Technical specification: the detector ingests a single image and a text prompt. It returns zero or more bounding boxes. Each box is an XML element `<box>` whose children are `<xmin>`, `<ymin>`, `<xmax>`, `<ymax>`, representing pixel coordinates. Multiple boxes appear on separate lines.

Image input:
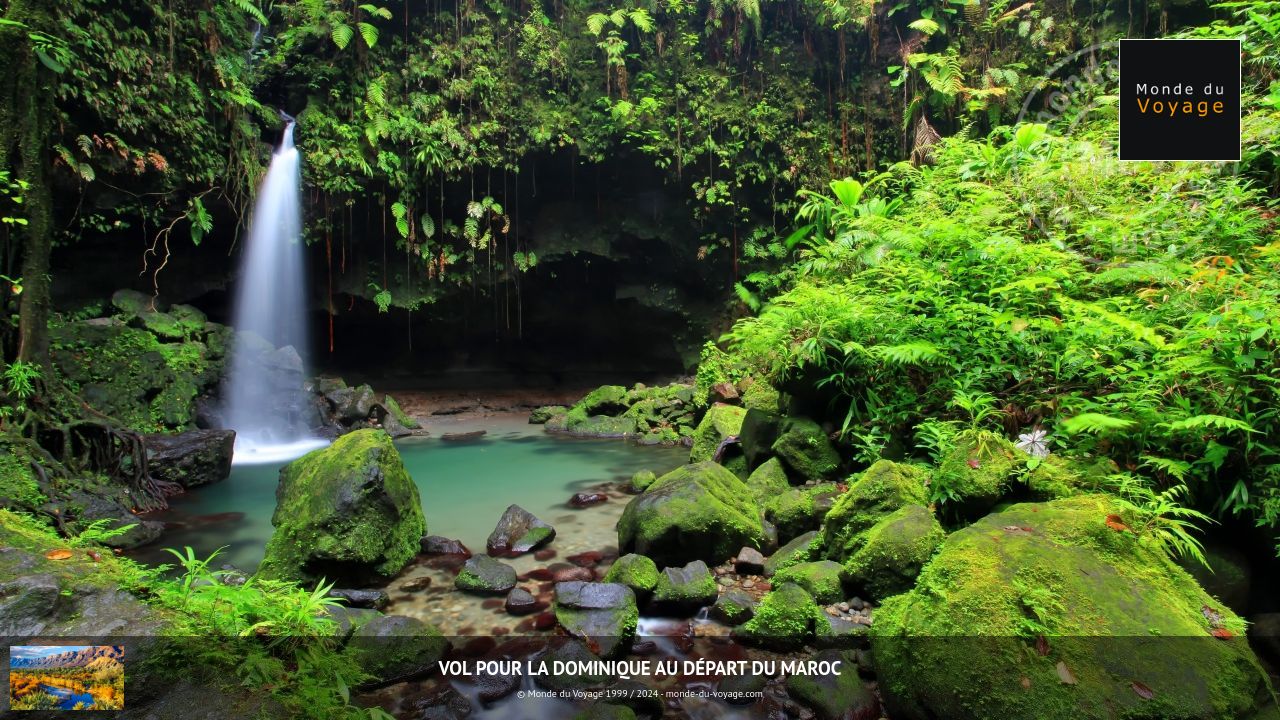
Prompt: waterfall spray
<box><xmin>221</xmin><ymin>122</ymin><xmax>327</xmax><ymax>463</ymax></box>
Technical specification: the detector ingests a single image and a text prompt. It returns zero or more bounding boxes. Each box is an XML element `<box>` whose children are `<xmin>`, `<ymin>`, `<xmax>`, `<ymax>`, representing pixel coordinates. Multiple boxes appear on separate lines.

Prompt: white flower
<box><xmin>1015</xmin><ymin>428</ymin><xmax>1050</xmax><ymax>458</ymax></box>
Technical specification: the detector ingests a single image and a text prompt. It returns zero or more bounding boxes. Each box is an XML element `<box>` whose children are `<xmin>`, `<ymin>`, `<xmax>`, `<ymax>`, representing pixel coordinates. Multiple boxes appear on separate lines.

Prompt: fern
<box><xmin>330</xmin><ymin>24</ymin><xmax>354</xmax><ymax>50</ymax></box>
<box><xmin>1059</xmin><ymin>413</ymin><xmax>1136</xmax><ymax>435</ymax></box>
<box><xmin>227</xmin><ymin>0</ymin><xmax>268</xmax><ymax>25</ymax></box>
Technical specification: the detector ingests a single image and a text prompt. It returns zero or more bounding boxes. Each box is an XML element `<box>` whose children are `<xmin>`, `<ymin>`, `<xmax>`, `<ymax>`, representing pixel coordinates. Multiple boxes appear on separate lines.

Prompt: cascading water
<box><xmin>221</xmin><ymin>121</ymin><xmax>328</xmax><ymax>464</ymax></box>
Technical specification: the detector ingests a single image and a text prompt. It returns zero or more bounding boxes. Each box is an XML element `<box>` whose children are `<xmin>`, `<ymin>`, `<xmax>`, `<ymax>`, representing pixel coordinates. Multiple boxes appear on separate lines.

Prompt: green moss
<box><xmin>772</xmin><ymin>560</ymin><xmax>848</xmax><ymax>604</ymax></box>
<box><xmin>843</xmin><ymin>504</ymin><xmax>944</xmax><ymax>599</ymax></box>
<box><xmin>765</xmin><ymin>483</ymin><xmax>840</xmax><ymax>540</ymax></box>
<box><xmin>602</xmin><ymin>553</ymin><xmax>660</xmax><ymax>594</ymax></box>
<box><xmin>528</xmin><ymin>405</ymin><xmax>568</xmax><ymax>424</ymax></box>
<box><xmin>746</xmin><ymin>457</ymin><xmax>791</xmax><ymax>501</ymax></box>
<box><xmin>738</xmin><ymin>582</ymin><xmax>820</xmax><ymax>649</ymax></box>
<box><xmin>821</xmin><ymin>460</ymin><xmax>929</xmax><ymax>563</ymax></box>
<box><xmin>617</xmin><ymin>461</ymin><xmax>765</xmax><ymax>566</ymax></box>
<box><xmin>765</xmin><ymin>530</ymin><xmax>821</xmax><ymax>576</ymax></box>
<box><xmin>771</xmin><ymin>417</ymin><xmax>840</xmax><ymax>482</ymax></box>
<box><xmin>630</xmin><ymin>470</ymin><xmax>657</xmax><ymax>492</ymax></box>
<box><xmin>870</xmin><ymin>495</ymin><xmax>1276</xmax><ymax>720</ymax></box>
<box><xmin>933</xmin><ymin>430</ymin><xmax>1022</xmax><ymax>512</ymax></box>
<box><xmin>689</xmin><ymin>404</ymin><xmax>747</xmax><ymax>463</ymax></box>
<box><xmin>258</xmin><ymin>430</ymin><xmax>426</xmax><ymax>583</ymax></box>
<box><xmin>382</xmin><ymin>394</ymin><xmax>420</xmax><ymax>429</ymax></box>
<box><xmin>739</xmin><ymin>376</ymin><xmax>781</xmax><ymax>412</ymax></box>
<box><xmin>0</xmin><ymin>442</ymin><xmax>46</xmax><ymax>511</ymax></box>
<box><xmin>652</xmin><ymin>560</ymin><xmax>718</xmax><ymax>606</ymax></box>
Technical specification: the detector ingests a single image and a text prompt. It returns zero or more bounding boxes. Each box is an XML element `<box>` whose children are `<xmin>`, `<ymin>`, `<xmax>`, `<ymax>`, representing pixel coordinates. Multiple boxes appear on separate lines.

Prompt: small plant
<box><xmin>68</xmin><ymin>519</ymin><xmax>138</xmax><ymax>548</ymax></box>
<box><xmin>161</xmin><ymin>545</ymin><xmax>227</xmax><ymax>599</ymax></box>
<box><xmin>1105</xmin><ymin>474</ymin><xmax>1214</xmax><ymax>568</ymax></box>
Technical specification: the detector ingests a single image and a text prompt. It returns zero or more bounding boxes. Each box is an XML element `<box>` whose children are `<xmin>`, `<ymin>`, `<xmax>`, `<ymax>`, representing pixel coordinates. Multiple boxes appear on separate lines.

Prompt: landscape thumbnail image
<box><xmin>8</xmin><ymin>646</ymin><xmax>124</xmax><ymax>711</ymax></box>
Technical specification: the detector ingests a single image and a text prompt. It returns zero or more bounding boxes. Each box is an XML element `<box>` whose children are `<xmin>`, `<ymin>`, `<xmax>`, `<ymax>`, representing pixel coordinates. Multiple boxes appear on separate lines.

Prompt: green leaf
<box><xmin>1058</xmin><ymin>413</ymin><xmax>1136</xmax><ymax>435</ymax></box>
<box><xmin>357</xmin><ymin>22</ymin><xmax>379</xmax><ymax>48</ymax></box>
<box><xmin>1160</xmin><ymin>415</ymin><xmax>1256</xmax><ymax>434</ymax></box>
<box><xmin>35</xmin><ymin>49</ymin><xmax>65</xmax><ymax>74</ymax></box>
<box><xmin>331</xmin><ymin>24</ymin><xmax>354</xmax><ymax>50</ymax></box>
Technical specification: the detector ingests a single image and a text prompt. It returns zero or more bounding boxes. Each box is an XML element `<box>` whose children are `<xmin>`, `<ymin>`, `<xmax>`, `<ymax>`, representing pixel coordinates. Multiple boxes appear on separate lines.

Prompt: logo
<box><xmin>1119</xmin><ymin>39</ymin><xmax>1241</xmax><ymax>161</ymax></box>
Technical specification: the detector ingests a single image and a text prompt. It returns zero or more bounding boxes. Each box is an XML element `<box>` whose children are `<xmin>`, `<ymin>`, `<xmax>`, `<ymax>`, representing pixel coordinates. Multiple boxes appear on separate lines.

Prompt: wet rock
<box><xmin>487</xmin><ymin>504</ymin><xmax>556</xmax><ymax>556</ymax></box>
<box><xmin>617</xmin><ymin>461</ymin><xmax>765</xmax><ymax>567</ymax></box>
<box><xmin>321</xmin><ymin>605</ymin><xmax>381</xmax><ymax>640</ymax></box>
<box><xmin>532</xmin><ymin>611</ymin><xmax>557</xmax><ymax>630</ymax></box>
<box><xmin>651</xmin><ymin>560</ymin><xmax>718</xmax><ymax>614</ymax></box>
<box><xmin>382</xmin><ymin>394</ymin><xmax>421</xmax><ymax>430</ymax></box>
<box><xmin>344</xmin><ymin>614</ymin><xmax>448</xmax><ymax>687</ymax></box>
<box><xmin>475</xmin><ymin>668</ymin><xmax>520</xmax><ymax>704</ymax></box>
<box><xmin>718</xmin><ymin>671</ymin><xmax>767</xmax><ymax>705</ymax></box>
<box><xmin>569</xmin><ymin>492</ymin><xmax>609</xmax><ymax>507</ymax></box>
<box><xmin>735</xmin><ymin>547</ymin><xmax>766</xmax><ymax>575</ymax></box>
<box><xmin>63</xmin><ymin>489</ymin><xmax>164</xmax><ymax>549</ymax></box>
<box><xmin>529</xmin><ymin>405</ymin><xmax>568</xmax><ymax>424</ymax></box>
<box><xmin>770</xmin><ymin>417</ymin><xmax>840</xmax><ymax>483</ymax></box>
<box><xmin>143</xmin><ymin>429</ymin><xmax>235</xmax><ymax>489</ymax></box>
<box><xmin>554</xmin><ymin>581</ymin><xmax>639</xmax><ymax>658</ymax></box>
<box><xmin>711</xmin><ymin>589</ymin><xmax>758</xmax><ymax>625</ymax></box>
<box><xmin>505</xmin><ymin>587</ymin><xmax>540</xmax><ymax>615</ymax></box>
<box><xmin>258</xmin><ymin>430</ymin><xmax>425</xmax><ymax>585</ymax></box>
<box><xmin>420</xmin><ymin>535</ymin><xmax>471</xmax><ymax>557</ymax></box>
<box><xmin>784</xmin><ymin>650</ymin><xmax>877</xmax><ymax>720</ymax></box>
<box><xmin>0</xmin><ymin>573</ymin><xmax>61</xmax><ymax>635</ymax></box>
<box><xmin>772</xmin><ymin>561</ymin><xmax>849</xmax><ymax>605</ymax></box>
<box><xmin>327</xmin><ymin>384</ymin><xmax>379</xmax><ymax>422</ymax></box>
<box><xmin>380</xmin><ymin>412</ymin><xmax>414</xmax><ymax>439</ymax></box>
<box><xmin>814</xmin><ymin>613</ymin><xmax>869</xmax><ymax>649</ymax></box>
<box><xmin>551</xmin><ymin>565</ymin><xmax>595</xmax><ymax>583</ymax></box>
<box><xmin>327</xmin><ymin>588</ymin><xmax>390</xmax><ymax>610</ymax></box>
<box><xmin>765</xmin><ymin>531</ymin><xmax>820</xmax><ymax>577</ymax></box>
<box><xmin>629</xmin><ymin>470</ymin><xmax>657</xmax><ymax>492</ymax></box>
<box><xmin>602</xmin><ymin>554</ymin><xmax>659</xmax><ymax>597</ymax></box>
<box><xmin>441</xmin><ymin>430</ymin><xmax>487</xmax><ymax>442</ymax></box>
<box><xmin>410</xmin><ymin>684</ymin><xmax>473</xmax><ymax>720</ymax></box>
<box><xmin>567</xmin><ymin>551</ymin><xmax>605</xmax><ymax>567</ymax></box>
<box><xmin>455</xmin><ymin>555</ymin><xmax>517</xmax><ymax>595</ymax></box>
<box><xmin>689</xmin><ymin>404</ymin><xmax>747</xmax><ymax>464</ymax></box>
<box><xmin>400</xmin><ymin>576</ymin><xmax>432</xmax><ymax>592</ymax></box>
<box><xmin>534</xmin><ymin>548</ymin><xmax>557</xmax><ymax>561</ymax></box>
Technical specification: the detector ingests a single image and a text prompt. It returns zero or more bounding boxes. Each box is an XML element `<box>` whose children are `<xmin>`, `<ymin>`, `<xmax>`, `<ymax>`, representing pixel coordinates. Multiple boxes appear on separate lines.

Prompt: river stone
<box><xmin>258</xmin><ymin>429</ymin><xmax>426</xmax><ymax>584</ymax></box>
<box><xmin>871</xmin><ymin>494</ymin><xmax>1277</xmax><ymax>720</ymax></box>
<box><xmin>111</xmin><ymin>288</ymin><xmax>154</xmax><ymax>315</ymax></box>
<box><xmin>381</xmin><ymin>394</ymin><xmax>420</xmax><ymax>429</ymax></box>
<box><xmin>814</xmin><ymin>612</ymin><xmax>869</xmax><ymax>649</ymax></box>
<box><xmin>487</xmin><ymin>504</ymin><xmax>556</xmax><ymax>556</ymax></box>
<box><xmin>529</xmin><ymin>405</ymin><xmax>568</xmax><ymax>424</ymax></box>
<box><xmin>736</xmin><ymin>582</ymin><xmax>820</xmax><ymax>650</ymax></box>
<box><xmin>735</xmin><ymin>546</ymin><xmax>766</xmax><ymax>575</ymax></box>
<box><xmin>771</xmin><ymin>417</ymin><xmax>840</xmax><ymax>483</ymax></box>
<box><xmin>764</xmin><ymin>530</ymin><xmax>819</xmax><ymax>577</ymax></box>
<box><xmin>455</xmin><ymin>555</ymin><xmax>517</xmax><ymax>594</ymax></box>
<box><xmin>651</xmin><ymin>560</ymin><xmax>718</xmax><ymax>614</ymax></box>
<box><xmin>822</xmin><ymin>460</ymin><xmax>929</xmax><ymax>564</ymax></box>
<box><xmin>785</xmin><ymin>650</ymin><xmax>878</xmax><ymax>720</ymax></box>
<box><xmin>842</xmin><ymin>504</ymin><xmax>945</xmax><ymax>600</ymax></box>
<box><xmin>772</xmin><ymin>560</ymin><xmax>849</xmax><ymax>605</ymax></box>
<box><xmin>344</xmin><ymin>614</ymin><xmax>447</xmax><ymax>686</ymax></box>
<box><xmin>143</xmin><ymin>429</ymin><xmax>235</xmax><ymax>489</ymax></box>
<box><xmin>328</xmin><ymin>384</ymin><xmax>378</xmax><ymax>422</ymax></box>
<box><xmin>601</xmin><ymin>553</ymin><xmax>660</xmax><ymax>597</ymax></box>
<box><xmin>689</xmin><ymin>404</ymin><xmax>747</xmax><ymax>463</ymax></box>
<box><xmin>420</xmin><ymin>535</ymin><xmax>471</xmax><ymax>557</ymax></box>
<box><xmin>712</xmin><ymin>589</ymin><xmax>758</xmax><ymax>625</ymax></box>
<box><xmin>553</xmin><ymin>581</ymin><xmax>638</xmax><ymax>658</ymax></box>
<box><xmin>505</xmin><ymin>587</ymin><xmax>539</xmax><ymax>615</ymax></box>
<box><xmin>617</xmin><ymin>461</ymin><xmax>765</xmax><ymax>567</ymax></box>
<box><xmin>64</xmin><ymin>489</ymin><xmax>164</xmax><ymax>549</ymax></box>
<box><xmin>534</xmin><ymin>640</ymin><xmax>613</xmax><ymax>692</ymax></box>
<box><xmin>326</xmin><ymin>588</ymin><xmax>389</xmax><ymax>610</ymax></box>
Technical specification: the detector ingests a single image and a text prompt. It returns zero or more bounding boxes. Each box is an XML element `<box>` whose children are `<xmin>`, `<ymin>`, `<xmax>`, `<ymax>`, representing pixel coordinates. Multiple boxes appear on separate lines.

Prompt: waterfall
<box><xmin>221</xmin><ymin>122</ymin><xmax>327</xmax><ymax>464</ymax></box>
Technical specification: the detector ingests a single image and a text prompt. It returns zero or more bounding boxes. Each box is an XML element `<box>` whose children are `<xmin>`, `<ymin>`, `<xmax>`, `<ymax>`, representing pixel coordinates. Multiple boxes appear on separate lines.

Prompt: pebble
<box><xmin>742</xmin><ymin>579</ymin><xmax>755</xmax><ymax>589</ymax></box>
<box><xmin>837</xmin><ymin>602</ymin><xmax>850</xmax><ymax>612</ymax></box>
<box><xmin>850</xmin><ymin>597</ymin><xmax>865</xmax><ymax>611</ymax></box>
<box><xmin>401</xmin><ymin>577</ymin><xmax>433</xmax><ymax>592</ymax></box>
<box><xmin>534</xmin><ymin>548</ymin><xmax>557</xmax><ymax>561</ymax></box>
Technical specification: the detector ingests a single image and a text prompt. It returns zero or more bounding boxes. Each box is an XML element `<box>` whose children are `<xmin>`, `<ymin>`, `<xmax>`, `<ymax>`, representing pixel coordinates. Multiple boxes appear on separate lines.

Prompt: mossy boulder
<box><xmin>564</xmin><ymin>415</ymin><xmax>638</xmax><ymax>438</ymax></box>
<box><xmin>111</xmin><ymin>288</ymin><xmax>154</xmax><ymax>315</ymax></box>
<box><xmin>843</xmin><ymin>504</ymin><xmax>944</xmax><ymax>599</ymax></box>
<box><xmin>785</xmin><ymin>649</ymin><xmax>879</xmax><ymax>720</ymax></box>
<box><xmin>1023</xmin><ymin>454</ymin><xmax>1118</xmax><ymax>501</ymax></box>
<box><xmin>602</xmin><ymin>554</ymin><xmax>659</xmax><ymax>597</ymax></box>
<box><xmin>651</xmin><ymin>560</ymin><xmax>718</xmax><ymax>614</ymax></box>
<box><xmin>745</xmin><ymin>457</ymin><xmax>791</xmax><ymax>502</ymax></box>
<box><xmin>258</xmin><ymin>430</ymin><xmax>426</xmax><ymax>584</ymax></box>
<box><xmin>575</xmin><ymin>385</ymin><xmax>629</xmax><ymax>416</ymax></box>
<box><xmin>344</xmin><ymin>614</ymin><xmax>447</xmax><ymax>686</ymax></box>
<box><xmin>554</xmin><ymin>581</ymin><xmax>638</xmax><ymax>658</ymax></box>
<box><xmin>771</xmin><ymin>417</ymin><xmax>840</xmax><ymax>482</ymax></box>
<box><xmin>871</xmin><ymin>495</ymin><xmax>1278</xmax><ymax>720</ymax></box>
<box><xmin>689</xmin><ymin>404</ymin><xmax>747</xmax><ymax>463</ymax></box>
<box><xmin>529</xmin><ymin>405</ymin><xmax>568</xmax><ymax>424</ymax></box>
<box><xmin>821</xmin><ymin>460</ymin><xmax>928</xmax><ymax>564</ymax></box>
<box><xmin>765</xmin><ymin>483</ymin><xmax>841</xmax><ymax>542</ymax></box>
<box><xmin>740</xmin><ymin>409</ymin><xmax>783</xmax><ymax>470</ymax></box>
<box><xmin>739</xmin><ymin>377</ymin><xmax>781</xmax><ymax>413</ymax></box>
<box><xmin>772</xmin><ymin>560</ymin><xmax>849</xmax><ymax>605</ymax></box>
<box><xmin>617</xmin><ymin>461</ymin><xmax>765</xmax><ymax>567</ymax></box>
<box><xmin>629</xmin><ymin>470</ymin><xmax>657</xmax><ymax>492</ymax></box>
<box><xmin>934</xmin><ymin>430</ymin><xmax>1022</xmax><ymax>513</ymax></box>
<box><xmin>455</xmin><ymin>554</ymin><xmax>517</xmax><ymax>594</ymax></box>
<box><xmin>712</xmin><ymin>589</ymin><xmax>758</xmax><ymax>625</ymax></box>
<box><xmin>382</xmin><ymin>394</ymin><xmax>420</xmax><ymax>430</ymax></box>
<box><xmin>765</xmin><ymin>530</ymin><xmax>821</xmax><ymax>577</ymax></box>
<box><xmin>737</xmin><ymin>582</ymin><xmax>820</xmax><ymax>650</ymax></box>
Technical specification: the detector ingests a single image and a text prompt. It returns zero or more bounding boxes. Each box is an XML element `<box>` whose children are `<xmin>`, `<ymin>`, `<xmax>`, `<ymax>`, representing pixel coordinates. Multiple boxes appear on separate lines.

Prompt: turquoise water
<box><xmin>138</xmin><ymin>415</ymin><xmax>686</xmax><ymax>572</ymax></box>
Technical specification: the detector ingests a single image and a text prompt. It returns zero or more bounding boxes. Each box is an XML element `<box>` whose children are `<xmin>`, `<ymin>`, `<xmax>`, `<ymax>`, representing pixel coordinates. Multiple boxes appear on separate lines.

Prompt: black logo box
<box><xmin>1119</xmin><ymin>38</ymin><xmax>1241</xmax><ymax>162</ymax></box>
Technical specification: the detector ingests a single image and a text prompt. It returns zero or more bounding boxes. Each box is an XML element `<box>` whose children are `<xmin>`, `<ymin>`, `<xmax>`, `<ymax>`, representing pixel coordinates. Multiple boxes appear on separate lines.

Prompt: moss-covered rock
<box><xmin>784</xmin><ymin>649</ymin><xmax>878</xmax><ymax>720</ymax></box>
<box><xmin>771</xmin><ymin>417</ymin><xmax>840</xmax><ymax>482</ymax></box>
<box><xmin>344</xmin><ymin>614</ymin><xmax>447</xmax><ymax>686</ymax></box>
<box><xmin>529</xmin><ymin>405</ymin><xmax>568</xmax><ymax>424</ymax></box>
<box><xmin>765</xmin><ymin>530</ymin><xmax>821</xmax><ymax>576</ymax></box>
<box><xmin>602</xmin><ymin>553</ymin><xmax>660</xmax><ymax>596</ymax></box>
<box><xmin>933</xmin><ymin>430</ymin><xmax>1022</xmax><ymax>513</ymax></box>
<box><xmin>712</xmin><ymin>589</ymin><xmax>758</xmax><ymax>625</ymax></box>
<box><xmin>871</xmin><ymin>495</ymin><xmax>1278</xmax><ymax>720</ymax></box>
<box><xmin>554</xmin><ymin>581</ymin><xmax>638</xmax><ymax>658</ymax></box>
<box><xmin>455</xmin><ymin>554</ymin><xmax>518</xmax><ymax>594</ymax></box>
<box><xmin>766</xmin><ymin>483</ymin><xmax>841</xmax><ymax>542</ymax></box>
<box><xmin>258</xmin><ymin>430</ymin><xmax>425</xmax><ymax>584</ymax></box>
<box><xmin>651</xmin><ymin>560</ymin><xmax>718</xmax><ymax>613</ymax></box>
<box><xmin>381</xmin><ymin>394</ymin><xmax>420</xmax><ymax>430</ymax></box>
<box><xmin>737</xmin><ymin>582</ymin><xmax>820</xmax><ymax>649</ymax></box>
<box><xmin>617</xmin><ymin>461</ymin><xmax>765</xmax><ymax>567</ymax></box>
<box><xmin>821</xmin><ymin>460</ymin><xmax>928</xmax><ymax>564</ymax></box>
<box><xmin>689</xmin><ymin>404</ymin><xmax>747</xmax><ymax>463</ymax></box>
<box><xmin>739</xmin><ymin>377</ymin><xmax>781</xmax><ymax>413</ymax></box>
<box><xmin>843</xmin><ymin>504</ymin><xmax>944</xmax><ymax>599</ymax></box>
<box><xmin>745</xmin><ymin>457</ymin><xmax>791</xmax><ymax>502</ymax></box>
<box><xmin>629</xmin><ymin>470</ymin><xmax>657</xmax><ymax>492</ymax></box>
<box><xmin>575</xmin><ymin>385</ymin><xmax>629</xmax><ymax>416</ymax></box>
<box><xmin>773</xmin><ymin>560</ymin><xmax>849</xmax><ymax>604</ymax></box>
<box><xmin>740</xmin><ymin>409</ymin><xmax>783</xmax><ymax>470</ymax></box>
<box><xmin>0</xmin><ymin>441</ymin><xmax>46</xmax><ymax>513</ymax></box>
